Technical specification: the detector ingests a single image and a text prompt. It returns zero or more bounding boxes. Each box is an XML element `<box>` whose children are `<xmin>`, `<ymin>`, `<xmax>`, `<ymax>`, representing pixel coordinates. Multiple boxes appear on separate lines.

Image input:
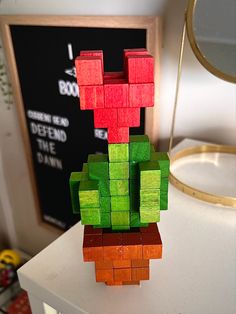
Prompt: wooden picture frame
<box><xmin>0</xmin><ymin>15</ymin><xmax>161</xmax><ymax>231</ymax></box>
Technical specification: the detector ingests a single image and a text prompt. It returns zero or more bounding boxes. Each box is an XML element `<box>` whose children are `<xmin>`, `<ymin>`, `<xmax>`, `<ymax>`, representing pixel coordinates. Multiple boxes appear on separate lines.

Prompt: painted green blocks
<box><xmin>69</xmin><ymin>135</ymin><xmax>170</xmax><ymax>230</ymax></box>
<box><xmin>151</xmin><ymin>152</ymin><xmax>170</xmax><ymax>210</ymax></box>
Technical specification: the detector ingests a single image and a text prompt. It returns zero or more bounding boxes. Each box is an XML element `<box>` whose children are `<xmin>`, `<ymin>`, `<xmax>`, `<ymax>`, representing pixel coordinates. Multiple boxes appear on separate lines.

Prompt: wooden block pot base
<box><xmin>82</xmin><ymin>223</ymin><xmax>162</xmax><ymax>286</ymax></box>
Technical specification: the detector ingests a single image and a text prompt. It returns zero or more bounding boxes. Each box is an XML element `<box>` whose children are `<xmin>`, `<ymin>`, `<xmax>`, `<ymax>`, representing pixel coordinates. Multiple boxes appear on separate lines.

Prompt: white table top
<box><xmin>18</xmin><ymin>139</ymin><xmax>236</xmax><ymax>314</ymax></box>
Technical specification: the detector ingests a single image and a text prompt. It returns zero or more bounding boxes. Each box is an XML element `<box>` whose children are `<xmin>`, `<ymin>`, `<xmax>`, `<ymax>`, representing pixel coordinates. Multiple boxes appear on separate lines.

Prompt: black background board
<box><xmin>10</xmin><ymin>25</ymin><xmax>146</xmax><ymax>230</ymax></box>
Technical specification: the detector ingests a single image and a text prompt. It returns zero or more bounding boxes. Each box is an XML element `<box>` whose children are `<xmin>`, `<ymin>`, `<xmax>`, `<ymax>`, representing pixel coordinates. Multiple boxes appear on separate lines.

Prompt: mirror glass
<box><xmin>192</xmin><ymin>0</ymin><xmax>236</xmax><ymax>80</ymax></box>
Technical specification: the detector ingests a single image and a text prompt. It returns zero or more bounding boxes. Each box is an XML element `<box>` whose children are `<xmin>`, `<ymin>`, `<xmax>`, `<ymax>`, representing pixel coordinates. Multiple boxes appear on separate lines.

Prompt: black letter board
<box><xmin>1</xmin><ymin>16</ymin><xmax>160</xmax><ymax>231</ymax></box>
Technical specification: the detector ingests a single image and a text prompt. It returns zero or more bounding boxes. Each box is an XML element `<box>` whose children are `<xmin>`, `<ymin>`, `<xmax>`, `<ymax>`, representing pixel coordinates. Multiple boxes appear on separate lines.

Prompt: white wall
<box><xmin>0</xmin><ymin>0</ymin><xmax>235</xmax><ymax>251</ymax></box>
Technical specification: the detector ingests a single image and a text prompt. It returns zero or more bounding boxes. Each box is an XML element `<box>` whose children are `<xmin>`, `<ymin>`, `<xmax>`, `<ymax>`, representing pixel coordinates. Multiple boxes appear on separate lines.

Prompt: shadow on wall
<box><xmin>159</xmin><ymin>127</ymin><xmax>232</xmax><ymax>152</ymax></box>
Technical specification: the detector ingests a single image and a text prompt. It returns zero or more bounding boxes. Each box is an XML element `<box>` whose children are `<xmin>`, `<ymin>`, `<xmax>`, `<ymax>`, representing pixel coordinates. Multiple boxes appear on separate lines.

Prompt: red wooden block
<box><xmin>127</xmin><ymin>55</ymin><xmax>154</xmax><ymax>83</ymax></box>
<box><xmin>131</xmin><ymin>267</ymin><xmax>149</xmax><ymax>281</ymax></box>
<box><xmin>103</xmin><ymin>233</ymin><xmax>123</xmax><ymax>260</ymax></box>
<box><xmin>140</xmin><ymin>223</ymin><xmax>158</xmax><ymax>234</ymax></box>
<box><xmin>95</xmin><ymin>260</ymin><xmax>113</xmax><ymax>270</ymax></box>
<box><xmin>94</xmin><ymin>108</ymin><xmax>117</xmax><ymax>128</ymax></box>
<box><xmin>142</xmin><ymin>233</ymin><xmax>162</xmax><ymax>259</ymax></box>
<box><xmin>107</xmin><ymin>127</ymin><xmax>129</xmax><ymax>143</ymax></box>
<box><xmin>79</xmin><ymin>85</ymin><xmax>104</xmax><ymax>110</ymax></box>
<box><xmin>104</xmin><ymin>79</ymin><xmax>128</xmax><ymax>108</ymax></box>
<box><xmin>96</xmin><ymin>269</ymin><xmax>114</xmax><ymax>282</ymax></box>
<box><xmin>113</xmin><ymin>260</ymin><xmax>131</xmax><ymax>269</ymax></box>
<box><xmin>80</xmin><ymin>50</ymin><xmax>104</xmax><ymax>71</ymax></box>
<box><xmin>129</xmin><ymin>83</ymin><xmax>154</xmax><ymax>108</ymax></box>
<box><xmin>75</xmin><ymin>56</ymin><xmax>103</xmax><ymax>86</ymax></box>
<box><xmin>117</xmin><ymin>108</ymin><xmax>140</xmax><ymax>127</ymax></box>
<box><xmin>114</xmin><ymin>268</ymin><xmax>132</xmax><ymax>281</ymax></box>
<box><xmin>84</xmin><ymin>225</ymin><xmax>103</xmax><ymax>235</ymax></box>
<box><xmin>123</xmin><ymin>49</ymin><xmax>148</xmax><ymax>75</ymax></box>
<box><xmin>104</xmin><ymin>72</ymin><xmax>124</xmax><ymax>80</ymax></box>
<box><xmin>122</xmin><ymin>233</ymin><xmax>142</xmax><ymax>259</ymax></box>
<box><xmin>131</xmin><ymin>259</ymin><xmax>149</xmax><ymax>268</ymax></box>
<box><xmin>83</xmin><ymin>234</ymin><xmax>103</xmax><ymax>261</ymax></box>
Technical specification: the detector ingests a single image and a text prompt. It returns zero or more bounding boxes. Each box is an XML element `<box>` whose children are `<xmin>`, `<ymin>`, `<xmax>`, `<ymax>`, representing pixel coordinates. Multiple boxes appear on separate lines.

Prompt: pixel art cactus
<box><xmin>69</xmin><ymin>49</ymin><xmax>170</xmax><ymax>285</ymax></box>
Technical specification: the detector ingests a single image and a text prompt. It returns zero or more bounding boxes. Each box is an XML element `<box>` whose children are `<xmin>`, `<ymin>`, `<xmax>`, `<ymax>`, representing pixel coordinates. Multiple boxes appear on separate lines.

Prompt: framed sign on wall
<box><xmin>0</xmin><ymin>15</ymin><xmax>161</xmax><ymax>231</ymax></box>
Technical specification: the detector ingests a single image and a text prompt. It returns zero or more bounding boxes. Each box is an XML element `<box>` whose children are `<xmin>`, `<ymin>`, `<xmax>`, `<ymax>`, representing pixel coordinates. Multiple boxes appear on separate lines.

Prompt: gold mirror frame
<box><xmin>168</xmin><ymin>0</ymin><xmax>236</xmax><ymax>208</ymax></box>
<box><xmin>186</xmin><ymin>0</ymin><xmax>236</xmax><ymax>84</ymax></box>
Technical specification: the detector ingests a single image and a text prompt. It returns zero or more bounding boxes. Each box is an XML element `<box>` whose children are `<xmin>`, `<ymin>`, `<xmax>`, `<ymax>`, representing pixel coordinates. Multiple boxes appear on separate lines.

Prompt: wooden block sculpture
<box><xmin>70</xmin><ymin>49</ymin><xmax>170</xmax><ymax>286</ymax></box>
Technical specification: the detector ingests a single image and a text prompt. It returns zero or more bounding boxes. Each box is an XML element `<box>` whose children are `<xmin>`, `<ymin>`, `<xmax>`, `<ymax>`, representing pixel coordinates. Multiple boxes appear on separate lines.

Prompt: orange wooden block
<box><xmin>96</xmin><ymin>269</ymin><xmax>113</xmax><ymax>282</ymax></box>
<box><xmin>103</xmin><ymin>233</ymin><xmax>123</xmax><ymax>261</ymax></box>
<box><xmin>95</xmin><ymin>260</ymin><xmax>113</xmax><ymax>270</ymax></box>
<box><xmin>114</xmin><ymin>268</ymin><xmax>132</xmax><ymax>281</ymax></box>
<box><xmin>83</xmin><ymin>235</ymin><xmax>103</xmax><ymax>262</ymax></box>
<box><xmin>142</xmin><ymin>233</ymin><xmax>162</xmax><ymax>259</ymax></box>
<box><xmin>122</xmin><ymin>233</ymin><xmax>142</xmax><ymax>259</ymax></box>
<box><xmin>123</xmin><ymin>280</ymin><xmax>140</xmax><ymax>285</ymax></box>
<box><xmin>113</xmin><ymin>260</ymin><xmax>131</xmax><ymax>268</ymax></box>
<box><xmin>132</xmin><ymin>267</ymin><xmax>149</xmax><ymax>281</ymax></box>
<box><xmin>105</xmin><ymin>281</ymin><xmax>123</xmax><ymax>286</ymax></box>
<box><xmin>131</xmin><ymin>259</ymin><xmax>149</xmax><ymax>268</ymax></box>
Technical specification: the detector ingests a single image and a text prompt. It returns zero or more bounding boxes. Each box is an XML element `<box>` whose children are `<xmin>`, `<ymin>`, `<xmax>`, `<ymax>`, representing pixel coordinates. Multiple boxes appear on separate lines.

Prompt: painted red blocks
<box><xmin>107</xmin><ymin>127</ymin><xmax>129</xmax><ymax>143</ymax></box>
<box><xmin>75</xmin><ymin>56</ymin><xmax>103</xmax><ymax>86</ymax></box>
<box><xmin>126</xmin><ymin>55</ymin><xmax>154</xmax><ymax>83</ymax></box>
<box><xmin>76</xmin><ymin>49</ymin><xmax>155</xmax><ymax>143</ymax></box>
<box><xmin>104</xmin><ymin>79</ymin><xmax>129</xmax><ymax>108</ymax></box>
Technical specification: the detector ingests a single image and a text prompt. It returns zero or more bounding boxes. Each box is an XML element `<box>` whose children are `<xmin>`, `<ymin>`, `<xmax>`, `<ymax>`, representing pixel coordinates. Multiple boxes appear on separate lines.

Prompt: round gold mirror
<box><xmin>186</xmin><ymin>0</ymin><xmax>236</xmax><ymax>83</ymax></box>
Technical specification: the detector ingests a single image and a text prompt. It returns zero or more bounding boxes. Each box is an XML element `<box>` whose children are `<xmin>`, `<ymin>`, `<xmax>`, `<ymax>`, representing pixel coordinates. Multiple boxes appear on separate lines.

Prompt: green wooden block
<box><xmin>69</xmin><ymin>172</ymin><xmax>88</xmax><ymax>214</ymax></box>
<box><xmin>94</xmin><ymin>212</ymin><xmax>111</xmax><ymax>228</ymax></box>
<box><xmin>99</xmin><ymin>179</ymin><xmax>110</xmax><ymax>196</ymax></box>
<box><xmin>161</xmin><ymin>177</ymin><xmax>169</xmax><ymax>192</ymax></box>
<box><xmin>82</xmin><ymin>163</ymin><xmax>88</xmax><ymax>172</ymax></box>
<box><xmin>110</xmin><ymin>180</ymin><xmax>129</xmax><ymax>196</ymax></box>
<box><xmin>150</xmin><ymin>144</ymin><xmax>156</xmax><ymax>153</ymax></box>
<box><xmin>100</xmin><ymin>196</ymin><xmax>111</xmax><ymax>212</ymax></box>
<box><xmin>108</xmin><ymin>144</ymin><xmax>129</xmax><ymax>162</ymax></box>
<box><xmin>109</xmin><ymin>162</ymin><xmax>129</xmax><ymax>179</ymax></box>
<box><xmin>140</xmin><ymin>202</ymin><xmax>160</xmax><ymax>211</ymax></box>
<box><xmin>88</xmin><ymin>154</ymin><xmax>109</xmax><ymax>180</ymax></box>
<box><xmin>79</xmin><ymin>180</ymin><xmax>100</xmax><ymax>208</ymax></box>
<box><xmin>130</xmin><ymin>212</ymin><xmax>148</xmax><ymax>228</ymax></box>
<box><xmin>112</xmin><ymin>225</ymin><xmax>130</xmax><ymax>231</ymax></box>
<box><xmin>139</xmin><ymin>161</ymin><xmax>161</xmax><ymax>189</ymax></box>
<box><xmin>151</xmin><ymin>152</ymin><xmax>170</xmax><ymax>177</ymax></box>
<box><xmin>80</xmin><ymin>207</ymin><xmax>101</xmax><ymax>225</ymax></box>
<box><xmin>160</xmin><ymin>191</ymin><xmax>168</xmax><ymax>210</ymax></box>
<box><xmin>129</xmin><ymin>161</ymin><xmax>139</xmax><ymax>180</ymax></box>
<box><xmin>130</xmin><ymin>179</ymin><xmax>139</xmax><ymax>212</ymax></box>
<box><xmin>129</xmin><ymin>135</ymin><xmax>150</xmax><ymax>162</ymax></box>
<box><xmin>111</xmin><ymin>195</ymin><xmax>130</xmax><ymax>211</ymax></box>
<box><xmin>140</xmin><ymin>189</ymin><xmax>160</xmax><ymax>204</ymax></box>
<box><xmin>111</xmin><ymin>211</ymin><xmax>130</xmax><ymax>225</ymax></box>
<box><xmin>140</xmin><ymin>210</ymin><xmax>160</xmax><ymax>223</ymax></box>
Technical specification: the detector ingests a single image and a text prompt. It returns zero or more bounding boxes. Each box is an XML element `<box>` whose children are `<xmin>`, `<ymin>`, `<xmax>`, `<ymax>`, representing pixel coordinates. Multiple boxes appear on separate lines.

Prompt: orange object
<box><xmin>96</xmin><ymin>269</ymin><xmax>113</xmax><ymax>282</ymax></box>
<box><xmin>114</xmin><ymin>268</ymin><xmax>132</xmax><ymax>281</ymax></box>
<box><xmin>132</xmin><ymin>267</ymin><xmax>149</xmax><ymax>281</ymax></box>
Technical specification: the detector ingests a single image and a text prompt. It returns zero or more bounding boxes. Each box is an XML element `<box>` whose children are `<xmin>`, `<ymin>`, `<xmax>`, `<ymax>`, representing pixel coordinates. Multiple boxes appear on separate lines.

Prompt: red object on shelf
<box><xmin>7</xmin><ymin>290</ymin><xmax>32</xmax><ymax>314</ymax></box>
